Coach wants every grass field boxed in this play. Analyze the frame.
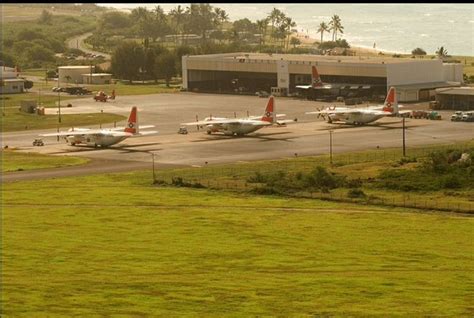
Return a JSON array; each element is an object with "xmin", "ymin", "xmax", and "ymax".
[
  {"xmin": 1, "ymin": 93, "xmax": 126, "ymax": 132},
  {"xmin": 1, "ymin": 150, "xmax": 89, "ymax": 172},
  {"xmin": 2, "ymin": 172, "xmax": 473, "ymax": 316},
  {"xmin": 152, "ymin": 141, "xmax": 474, "ymax": 213}
]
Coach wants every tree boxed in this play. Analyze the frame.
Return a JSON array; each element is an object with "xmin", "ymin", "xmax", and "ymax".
[
  {"xmin": 170, "ymin": 5, "xmax": 186, "ymax": 45},
  {"xmin": 111, "ymin": 42, "xmax": 145, "ymax": 83},
  {"xmin": 155, "ymin": 51, "xmax": 176, "ymax": 87},
  {"xmin": 282, "ymin": 16, "xmax": 296, "ymax": 50},
  {"xmin": 185, "ymin": 4, "xmax": 216, "ymax": 43},
  {"xmin": 317, "ymin": 22, "xmax": 330, "ymax": 44},
  {"xmin": 256, "ymin": 18, "xmax": 269, "ymax": 45},
  {"xmin": 329, "ymin": 15, "xmax": 344, "ymax": 41},
  {"xmin": 99, "ymin": 11, "xmax": 131, "ymax": 29},
  {"xmin": 290, "ymin": 37, "xmax": 301, "ymax": 48},
  {"xmin": 268, "ymin": 8, "xmax": 283, "ymax": 42},
  {"xmin": 436, "ymin": 46, "xmax": 448, "ymax": 58},
  {"xmin": 411, "ymin": 47, "xmax": 427, "ymax": 56},
  {"xmin": 24, "ymin": 80, "xmax": 34, "ymax": 91},
  {"xmin": 39, "ymin": 10, "xmax": 53, "ymax": 24}
]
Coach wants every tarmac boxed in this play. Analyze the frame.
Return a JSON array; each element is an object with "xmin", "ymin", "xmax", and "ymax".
[{"xmin": 2, "ymin": 92, "xmax": 473, "ymax": 182}]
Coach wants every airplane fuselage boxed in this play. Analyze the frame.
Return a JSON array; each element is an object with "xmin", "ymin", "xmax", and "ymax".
[
  {"xmin": 65, "ymin": 132, "xmax": 128, "ymax": 147},
  {"xmin": 205, "ymin": 121, "xmax": 265, "ymax": 136},
  {"xmin": 329, "ymin": 112, "xmax": 387, "ymax": 125}
]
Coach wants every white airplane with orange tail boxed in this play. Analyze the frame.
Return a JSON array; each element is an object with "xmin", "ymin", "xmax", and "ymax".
[
  {"xmin": 181, "ymin": 96, "xmax": 295, "ymax": 136},
  {"xmin": 295, "ymin": 65, "xmax": 334, "ymax": 90},
  {"xmin": 40, "ymin": 106, "xmax": 157, "ymax": 147},
  {"xmin": 306, "ymin": 87, "xmax": 410, "ymax": 125}
]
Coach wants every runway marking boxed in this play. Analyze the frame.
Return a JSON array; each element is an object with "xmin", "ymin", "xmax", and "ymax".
[{"xmin": 191, "ymin": 165, "xmax": 202, "ymax": 168}]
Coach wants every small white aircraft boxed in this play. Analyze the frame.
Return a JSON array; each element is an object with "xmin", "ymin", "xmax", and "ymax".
[
  {"xmin": 306, "ymin": 87, "xmax": 409, "ymax": 125},
  {"xmin": 181, "ymin": 96, "xmax": 295, "ymax": 136},
  {"xmin": 40, "ymin": 106, "xmax": 158, "ymax": 147}
]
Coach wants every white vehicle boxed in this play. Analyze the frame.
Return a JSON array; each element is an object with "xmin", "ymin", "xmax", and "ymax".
[
  {"xmin": 40, "ymin": 106, "xmax": 157, "ymax": 147},
  {"xmin": 461, "ymin": 111, "xmax": 474, "ymax": 122},
  {"xmin": 181, "ymin": 96, "xmax": 295, "ymax": 136},
  {"xmin": 451, "ymin": 111, "xmax": 463, "ymax": 121},
  {"xmin": 306, "ymin": 87, "xmax": 409, "ymax": 125}
]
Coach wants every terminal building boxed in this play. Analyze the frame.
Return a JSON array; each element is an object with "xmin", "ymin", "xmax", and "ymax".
[{"xmin": 182, "ymin": 53, "xmax": 463, "ymax": 102}]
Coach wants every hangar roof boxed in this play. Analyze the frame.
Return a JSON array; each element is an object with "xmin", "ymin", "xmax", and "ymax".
[
  {"xmin": 187, "ymin": 52, "xmax": 425, "ymax": 65},
  {"xmin": 436, "ymin": 87, "xmax": 474, "ymax": 96}
]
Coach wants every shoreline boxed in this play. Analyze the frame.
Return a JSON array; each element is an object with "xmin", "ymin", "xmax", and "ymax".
[{"xmin": 294, "ymin": 32, "xmax": 405, "ymax": 56}]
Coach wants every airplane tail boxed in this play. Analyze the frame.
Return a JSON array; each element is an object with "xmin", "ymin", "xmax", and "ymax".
[
  {"xmin": 382, "ymin": 87, "xmax": 398, "ymax": 114},
  {"xmin": 124, "ymin": 106, "xmax": 138, "ymax": 134},
  {"xmin": 311, "ymin": 65, "xmax": 323, "ymax": 88},
  {"xmin": 261, "ymin": 96, "xmax": 276, "ymax": 123}
]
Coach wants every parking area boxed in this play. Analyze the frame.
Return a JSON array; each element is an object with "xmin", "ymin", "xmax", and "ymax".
[{"xmin": 4, "ymin": 92, "xmax": 473, "ymax": 171}]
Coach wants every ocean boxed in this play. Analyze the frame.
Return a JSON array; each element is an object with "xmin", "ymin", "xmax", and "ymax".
[{"xmin": 98, "ymin": 3, "xmax": 474, "ymax": 56}]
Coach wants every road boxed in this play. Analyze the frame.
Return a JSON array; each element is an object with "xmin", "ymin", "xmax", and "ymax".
[
  {"xmin": 2, "ymin": 93, "xmax": 473, "ymax": 182},
  {"xmin": 66, "ymin": 32, "xmax": 111, "ymax": 60}
]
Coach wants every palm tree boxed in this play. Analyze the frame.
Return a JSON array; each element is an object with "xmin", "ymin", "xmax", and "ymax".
[
  {"xmin": 329, "ymin": 15, "xmax": 344, "ymax": 41},
  {"xmin": 436, "ymin": 46, "xmax": 448, "ymax": 58},
  {"xmin": 170, "ymin": 5, "xmax": 186, "ymax": 45},
  {"xmin": 317, "ymin": 22, "xmax": 330, "ymax": 44},
  {"xmin": 283, "ymin": 16, "xmax": 296, "ymax": 50},
  {"xmin": 268, "ymin": 8, "xmax": 283, "ymax": 43},
  {"xmin": 256, "ymin": 18, "xmax": 269, "ymax": 45}
]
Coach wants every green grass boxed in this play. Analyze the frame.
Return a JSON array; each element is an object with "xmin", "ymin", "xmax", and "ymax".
[
  {"xmin": 2, "ymin": 172, "xmax": 473, "ymax": 316},
  {"xmin": 1, "ymin": 93, "xmax": 126, "ymax": 132},
  {"xmin": 1, "ymin": 150, "xmax": 89, "ymax": 172},
  {"xmin": 152, "ymin": 141, "xmax": 474, "ymax": 212}
]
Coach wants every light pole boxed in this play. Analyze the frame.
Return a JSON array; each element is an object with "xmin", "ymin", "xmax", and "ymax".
[
  {"xmin": 57, "ymin": 90, "xmax": 61, "ymax": 123},
  {"xmin": 151, "ymin": 152, "xmax": 156, "ymax": 183},
  {"xmin": 100, "ymin": 109, "xmax": 103, "ymax": 129},
  {"xmin": 329, "ymin": 130, "xmax": 334, "ymax": 165},
  {"xmin": 402, "ymin": 117, "xmax": 406, "ymax": 157}
]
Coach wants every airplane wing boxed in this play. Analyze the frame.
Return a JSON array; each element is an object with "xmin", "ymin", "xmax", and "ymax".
[
  {"xmin": 40, "ymin": 130, "xmax": 103, "ymax": 137},
  {"xmin": 248, "ymin": 114, "xmax": 286, "ymax": 120},
  {"xmin": 295, "ymin": 85, "xmax": 312, "ymax": 90},
  {"xmin": 134, "ymin": 130, "xmax": 159, "ymax": 136},
  {"xmin": 276, "ymin": 119, "xmax": 297, "ymax": 125},
  {"xmin": 40, "ymin": 130, "xmax": 133, "ymax": 137},
  {"xmin": 181, "ymin": 119, "xmax": 241, "ymax": 126},
  {"xmin": 249, "ymin": 121, "xmax": 272, "ymax": 126},
  {"xmin": 110, "ymin": 125, "xmax": 155, "ymax": 130}
]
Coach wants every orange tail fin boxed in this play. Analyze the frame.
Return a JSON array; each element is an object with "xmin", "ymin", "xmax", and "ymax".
[
  {"xmin": 382, "ymin": 87, "xmax": 398, "ymax": 113},
  {"xmin": 261, "ymin": 96, "xmax": 275, "ymax": 123},
  {"xmin": 125, "ymin": 106, "xmax": 138, "ymax": 134},
  {"xmin": 312, "ymin": 65, "xmax": 323, "ymax": 88}
]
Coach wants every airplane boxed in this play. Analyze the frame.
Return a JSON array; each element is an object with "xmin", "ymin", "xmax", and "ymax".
[
  {"xmin": 181, "ymin": 96, "xmax": 296, "ymax": 136},
  {"xmin": 40, "ymin": 106, "xmax": 158, "ymax": 147},
  {"xmin": 295, "ymin": 65, "xmax": 374, "ymax": 98},
  {"xmin": 306, "ymin": 87, "xmax": 410, "ymax": 125},
  {"xmin": 295, "ymin": 65, "xmax": 334, "ymax": 90}
]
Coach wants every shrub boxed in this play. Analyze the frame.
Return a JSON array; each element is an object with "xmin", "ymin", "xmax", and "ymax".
[
  {"xmin": 440, "ymin": 175, "xmax": 462, "ymax": 189},
  {"xmin": 303, "ymin": 166, "xmax": 345, "ymax": 190},
  {"xmin": 347, "ymin": 188, "xmax": 366, "ymax": 198}
]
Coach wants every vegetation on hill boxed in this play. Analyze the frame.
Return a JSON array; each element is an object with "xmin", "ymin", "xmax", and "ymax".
[{"xmin": 1, "ymin": 12, "xmax": 97, "ymax": 68}]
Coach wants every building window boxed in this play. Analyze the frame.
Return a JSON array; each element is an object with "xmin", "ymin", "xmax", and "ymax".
[{"xmin": 12, "ymin": 85, "xmax": 18, "ymax": 89}]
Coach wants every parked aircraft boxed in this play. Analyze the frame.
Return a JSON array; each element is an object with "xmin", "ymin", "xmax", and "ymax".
[
  {"xmin": 295, "ymin": 65, "xmax": 374, "ymax": 98},
  {"xmin": 181, "ymin": 96, "xmax": 295, "ymax": 136},
  {"xmin": 306, "ymin": 87, "xmax": 409, "ymax": 125},
  {"xmin": 40, "ymin": 106, "xmax": 157, "ymax": 147}
]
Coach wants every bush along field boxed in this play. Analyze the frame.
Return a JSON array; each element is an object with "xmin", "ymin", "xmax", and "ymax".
[{"xmin": 152, "ymin": 142, "xmax": 474, "ymax": 213}]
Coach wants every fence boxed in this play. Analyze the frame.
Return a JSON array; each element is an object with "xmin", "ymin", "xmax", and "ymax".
[{"xmin": 152, "ymin": 143, "xmax": 474, "ymax": 214}]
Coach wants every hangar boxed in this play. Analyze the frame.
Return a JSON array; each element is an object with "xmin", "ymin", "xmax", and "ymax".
[
  {"xmin": 182, "ymin": 53, "xmax": 462, "ymax": 102},
  {"xmin": 435, "ymin": 87, "xmax": 474, "ymax": 110}
]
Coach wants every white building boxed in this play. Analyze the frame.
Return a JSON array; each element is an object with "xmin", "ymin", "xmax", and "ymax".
[
  {"xmin": 81, "ymin": 73, "xmax": 113, "ymax": 84},
  {"xmin": 0, "ymin": 66, "xmax": 24, "ymax": 94},
  {"xmin": 58, "ymin": 65, "xmax": 94, "ymax": 85},
  {"xmin": 182, "ymin": 53, "xmax": 463, "ymax": 101}
]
